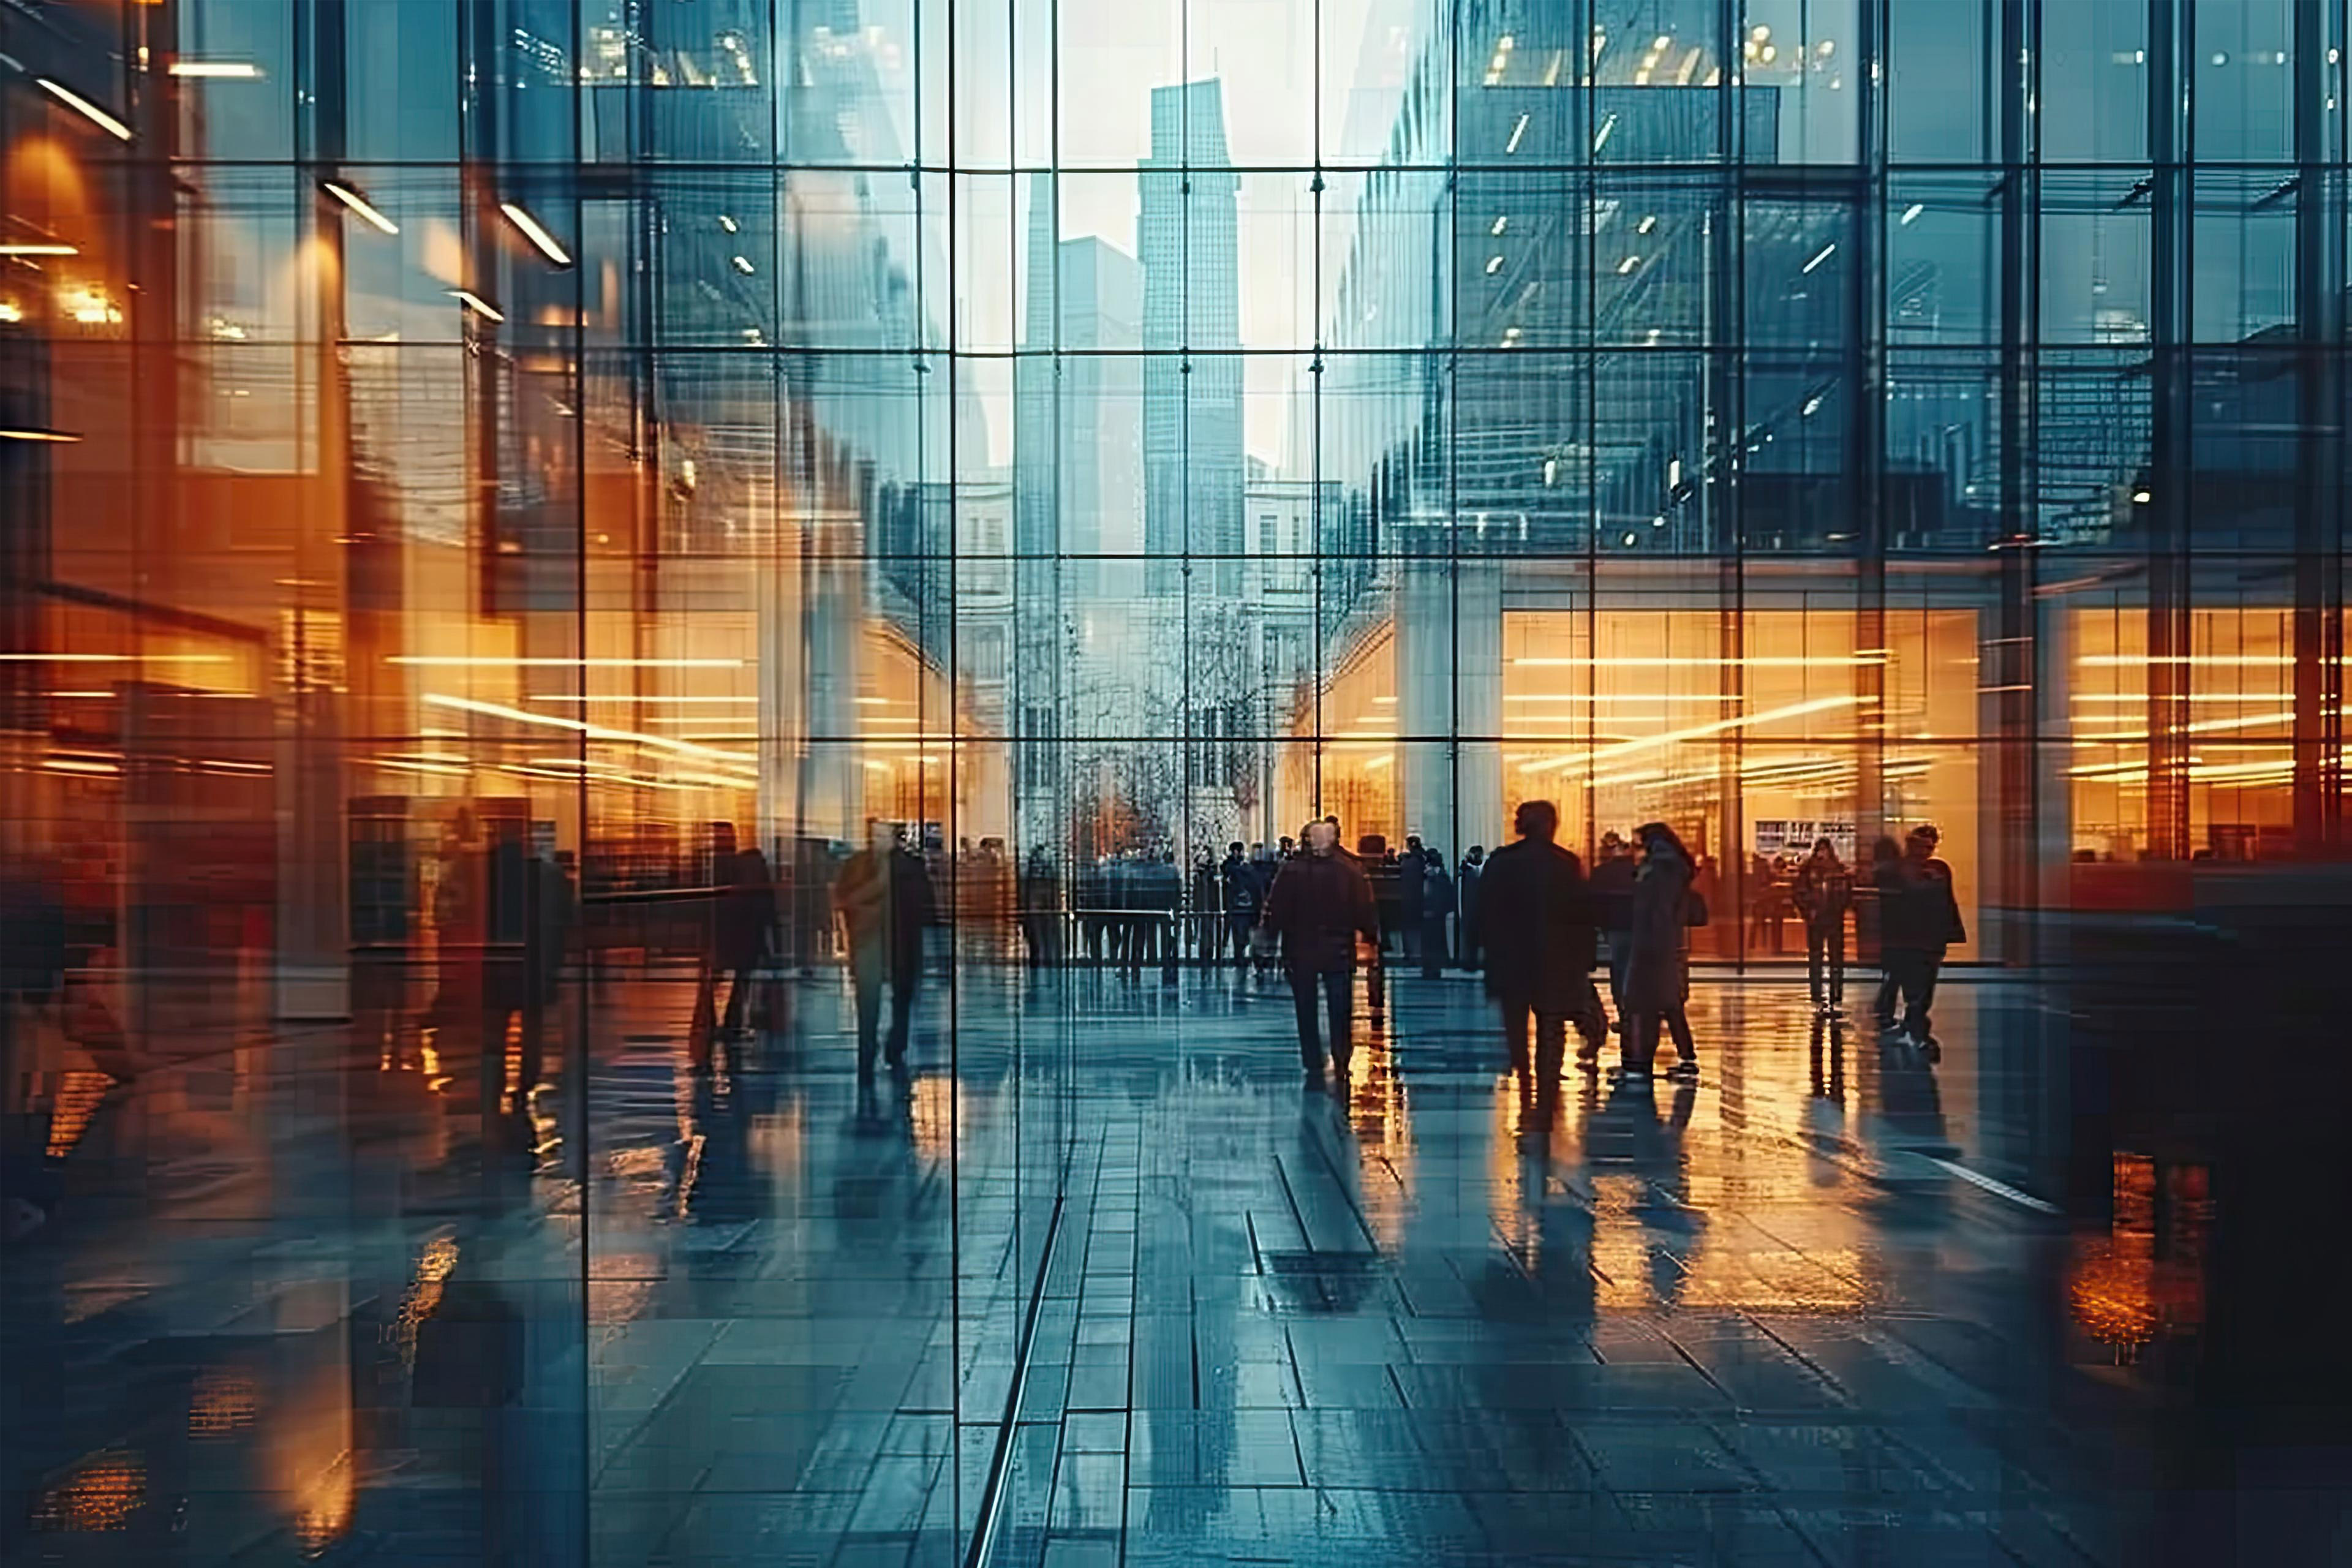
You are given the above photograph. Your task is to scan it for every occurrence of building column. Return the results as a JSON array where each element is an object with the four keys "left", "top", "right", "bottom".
[{"left": 1396, "top": 557, "right": 1503, "bottom": 859}]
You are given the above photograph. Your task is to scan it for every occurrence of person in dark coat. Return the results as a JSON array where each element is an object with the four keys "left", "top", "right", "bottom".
[
  {"left": 1259, "top": 821, "right": 1381, "bottom": 1085},
  {"left": 1478, "top": 801, "right": 1606, "bottom": 1088},
  {"left": 1219, "top": 842, "right": 1260, "bottom": 968},
  {"left": 1455, "top": 846, "right": 1485, "bottom": 972},
  {"left": 1400, "top": 834, "right": 1427, "bottom": 963},
  {"left": 835, "top": 822, "right": 937, "bottom": 1085},
  {"left": 1790, "top": 837, "right": 1853, "bottom": 1016},
  {"left": 1619, "top": 822, "right": 1700, "bottom": 1082},
  {"left": 1417, "top": 849, "right": 1454, "bottom": 978},
  {"left": 713, "top": 842, "right": 775, "bottom": 1041},
  {"left": 1588, "top": 832, "right": 1638, "bottom": 1015},
  {"left": 1877, "top": 824, "right": 1965, "bottom": 1055},
  {"left": 1018, "top": 848, "right": 1062, "bottom": 967},
  {"left": 1191, "top": 852, "right": 1222, "bottom": 963},
  {"left": 1864, "top": 835, "right": 1903, "bottom": 1028}
]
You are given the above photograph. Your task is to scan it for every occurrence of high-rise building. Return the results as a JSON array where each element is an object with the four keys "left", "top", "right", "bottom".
[
  {"left": 1138, "top": 78, "right": 1243, "bottom": 599},
  {"left": 1017, "top": 181, "right": 1144, "bottom": 600}
]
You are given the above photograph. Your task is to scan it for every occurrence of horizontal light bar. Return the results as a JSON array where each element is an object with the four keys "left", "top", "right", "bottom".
[
  {"left": 0, "top": 243, "right": 79, "bottom": 257},
  {"left": 169, "top": 61, "right": 262, "bottom": 78},
  {"left": 39, "top": 78, "right": 132, "bottom": 141},
  {"left": 450, "top": 289, "right": 505, "bottom": 323},
  {"left": 322, "top": 181, "right": 398, "bottom": 235},
  {"left": 1, "top": 428, "right": 80, "bottom": 442},
  {"left": 499, "top": 202, "right": 573, "bottom": 267},
  {"left": 391, "top": 655, "right": 742, "bottom": 668},
  {"left": 1513, "top": 655, "right": 1888, "bottom": 668}
]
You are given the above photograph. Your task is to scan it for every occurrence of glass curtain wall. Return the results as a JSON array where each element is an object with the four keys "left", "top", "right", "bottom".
[{"left": 2, "top": 0, "right": 2350, "bottom": 1561}]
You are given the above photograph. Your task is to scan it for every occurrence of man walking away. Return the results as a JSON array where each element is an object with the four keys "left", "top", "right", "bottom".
[
  {"left": 1220, "top": 842, "right": 1259, "bottom": 969},
  {"left": 1400, "top": 834, "right": 1427, "bottom": 964},
  {"left": 835, "top": 822, "right": 937, "bottom": 1088},
  {"left": 1479, "top": 802, "right": 1605, "bottom": 1091},
  {"left": 1419, "top": 848, "right": 1455, "bottom": 978},
  {"left": 1877, "top": 825, "right": 1964, "bottom": 1058},
  {"left": 1259, "top": 821, "right": 1380, "bottom": 1088},
  {"left": 1457, "top": 846, "right": 1486, "bottom": 972},
  {"left": 1791, "top": 837, "right": 1853, "bottom": 1017},
  {"left": 1589, "top": 832, "right": 1638, "bottom": 1018}
]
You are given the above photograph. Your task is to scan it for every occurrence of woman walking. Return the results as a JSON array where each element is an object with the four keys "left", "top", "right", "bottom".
[
  {"left": 1618, "top": 823, "right": 1702, "bottom": 1084},
  {"left": 1791, "top": 837, "right": 1853, "bottom": 1017}
]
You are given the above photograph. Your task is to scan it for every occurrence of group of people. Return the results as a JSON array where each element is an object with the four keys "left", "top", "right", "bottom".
[{"left": 1252, "top": 806, "right": 1967, "bottom": 1092}]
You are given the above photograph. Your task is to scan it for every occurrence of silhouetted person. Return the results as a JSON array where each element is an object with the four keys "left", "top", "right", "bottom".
[
  {"left": 835, "top": 822, "right": 937, "bottom": 1086},
  {"left": 1620, "top": 822, "right": 1702, "bottom": 1082},
  {"left": 1359, "top": 834, "right": 1400, "bottom": 1022},
  {"left": 1191, "top": 852, "right": 1221, "bottom": 963},
  {"left": 710, "top": 841, "right": 775, "bottom": 1048},
  {"left": 1018, "top": 848, "right": 1061, "bottom": 967},
  {"left": 1456, "top": 846, "right": 1486, "bottom": 972},
  {"left": 1877, "top": 824, "right": 1964, "bottom": 1056},
  {"left": 1791, "top": 837, "right": 1852, "bottom": 1017},
  {"left": 1864, "top": 834, "right": 1902, "bottom": 1028},
  {"left": 1219, "top": 842, "right": 1259, "bottom": 967},
  {"left": 1589, "top": 831, "right": 1637, "bottom": 1017},
  {"left": 1418, "top": 848, "right": 1454, "bottom": 978},
  {"left": 1480, "top": 801, "right": 1606, "bottom": 1090},
  {"left": 1260, "top": 821, "right": 1379, "bottom": 1088},
  {"left": 1400, "top": 833, "right": 1427, "bottom": 963}
]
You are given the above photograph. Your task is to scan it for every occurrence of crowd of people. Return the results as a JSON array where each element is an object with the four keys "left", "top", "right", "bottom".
[{"left": 790, "top": 813, "right": 1967, "bottom": 1095}]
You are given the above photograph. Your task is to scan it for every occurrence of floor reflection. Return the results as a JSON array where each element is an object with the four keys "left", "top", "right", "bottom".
[{"left": 0, "top": 966, "right": 2293, "bottom": 1566}]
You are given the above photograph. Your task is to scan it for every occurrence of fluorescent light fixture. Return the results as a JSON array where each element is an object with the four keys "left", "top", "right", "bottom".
[
  {"left": 1617, "top": 254, "right": 1641, "bottom": 274},
  {"left": 1507, "top": 113, "right": 1529, "bottom": 153},
  {"left": 2131, "top": 488, "right": 2152, "bottom": 503},
  {"left": 168, "top": 61, "right": 262, "bottom": 78},
  {"left": 39, "top": 78, "right": 132, "bottom": 140},
  {"left": 499, "top": 202, "right": 573, "bottom": 266},
  {"left": 1491, "top": 215, "right": 1508, "bottom": 235},
  {"left": 1485, "top": 255, "right": 1504, "bottom": 275},
  {"left": 731, "top": 254, "right": 755, "bottom": 274},
  {"left": 322, "top": 181, "right": 399, "bottom": 235},
  {"left": 717, "top": 214, "right": 739, "bottom": 233},
  {"left": 1636, "top": 214, "right": 1658, "bottom": 235},
  {"left": 1803, "top": 242, "right": 1837, "bottom": 273},
  {"left": 1901, "top": 203, "right": 1925, "bottom": 225},
  {"left": 393, "top": 655, "right": 744, "bottom": 668},
  {"left": 0, "top": 243, "right": 79, "bottom": 257},
  {"left": 0, "top": 428, "right": 81, "bottom": 443},
  {"left": 450, "top": 289, "right": 506, "bottom": 322},
  {"left": 1592, "top": 112, "right": 1618, "bottom": 153}
]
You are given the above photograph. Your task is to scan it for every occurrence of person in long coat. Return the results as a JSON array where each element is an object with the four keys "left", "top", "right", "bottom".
[
  {"left": 1619, "top": 822, "right": 1701, "bottom": 1082},
  {"left": 1477, "top": 801, "right": 1607, "bottom": 1088},
  {"left": 835, "top": 823, "right": 937, "bottom": 1085},
  {"left": 1259, "top": 821, "right": 1381, "bottom": 1085}
]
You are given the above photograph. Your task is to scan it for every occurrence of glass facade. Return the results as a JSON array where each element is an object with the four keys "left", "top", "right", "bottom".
[{"left": 3, "top": 0, "right": 2350, "bottom": 1561}]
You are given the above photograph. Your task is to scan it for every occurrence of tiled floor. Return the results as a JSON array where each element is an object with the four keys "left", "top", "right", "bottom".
[{"left": 0, "top": 962, "right": 2246, "bottom": 1564}]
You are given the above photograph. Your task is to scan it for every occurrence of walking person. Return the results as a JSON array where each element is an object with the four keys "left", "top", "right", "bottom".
[
  {"left": 1791, "top": 837, "right": 1853, "bottom": 1017},
  {"left": 1478, "top": 802, "right": 1607, "bottom": 1091},
  {"left": 1259, "top": 821, "right": 1380, "bottom": 1088},
  {"left": 1618, "top": 823, "right": 1703, "bottom": 1084},
  {"left": 1877, "top": 824, "right": 1964, "bottom": 1058},
  {"left": 1589, "top": 831, "right": 1638, "bottom": 1020},
  {"left": 835, "top": 822, "right": 937, "bottom": 1088},
  {"left": 1191, "top": 851, "right": 1221, "bottom": 964},
  {"left": 1219, "top": 842, "right": 1261, "bottom": 969},
  {"left": 1418, "top": 848, "right": 1455, "bottom": 978},
  {"left": 1399, "top": 834, "right": 1427, "bottom": 965},
  {"left": 1865, "top": 835, "right": 1905, "bottom": 1033},
  {"left": 1018, "top": 848, "right": 1061, "bottom": 968},
  {"left": 1456, "top": 846, "right": 1486, "bottom": 972}
]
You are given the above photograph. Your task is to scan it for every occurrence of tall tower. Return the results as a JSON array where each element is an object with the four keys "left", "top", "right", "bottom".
[{"left": 1139, "top": 79, "right": 1243, "bottom": 599}]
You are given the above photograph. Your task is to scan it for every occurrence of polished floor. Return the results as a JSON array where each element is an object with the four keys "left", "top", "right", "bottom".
[{"left": 0, "top": 959, "right": 2293, "bottom": 1566}]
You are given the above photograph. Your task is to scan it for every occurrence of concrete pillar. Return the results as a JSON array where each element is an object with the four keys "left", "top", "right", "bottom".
[{"left": 1395, "top": 557, "right": 1504, "bottom": 859}]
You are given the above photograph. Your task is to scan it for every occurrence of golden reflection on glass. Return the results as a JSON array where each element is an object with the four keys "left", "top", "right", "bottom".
[
  {"left": 188, "top": 1368, "right": 261, "bottom": 1438},
  {"left": 293, "top": 1450, "right": 356, "bottom": 1559},
  {"left": 2068, "top": 1153, "right": 2208, "bottom": 1363},
  {"left": 30, "top": 1450, "right": 145, "bottom": 1533},
  {"left": 388, "top": 1232, "right": 460, "bottom": 1373}
]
